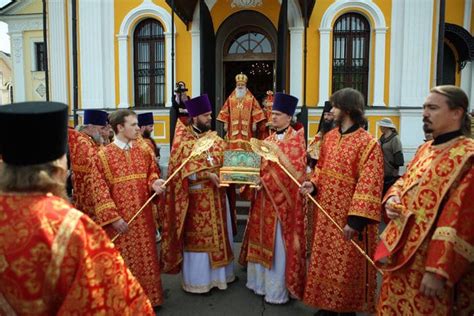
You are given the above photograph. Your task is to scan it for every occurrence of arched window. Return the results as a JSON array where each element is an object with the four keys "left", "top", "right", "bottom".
[
  {"left": 228, "top": 32, "right": 272, "bottom": 55},
  {"left": 332, "top": 13, "right": 370, "bottom": 103},
  {"left": 134, "top": 19, "right": 165, "bottom": 108}
]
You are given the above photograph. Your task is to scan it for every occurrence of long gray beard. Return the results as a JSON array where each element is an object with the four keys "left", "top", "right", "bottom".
[{"left": 235, "top": 87, "right": 247, "bottom": 99}]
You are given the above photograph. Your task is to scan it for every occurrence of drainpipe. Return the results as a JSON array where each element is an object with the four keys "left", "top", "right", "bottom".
[
  {"left": 42, "top": 0, "right": 49, "bottom": 101},
  {"left": 72, "top": 0, "right": 78, "bottom": 126}
]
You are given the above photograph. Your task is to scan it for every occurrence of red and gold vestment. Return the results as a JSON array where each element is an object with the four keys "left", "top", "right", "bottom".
[
  {"left": 239, "top": 127, "right": 307, "bottom": 299},
  {"left": 68, "top": 128, "right": 100, "bottom": 218},
  {"left": 217, "top": 90, "right": 266, "bottom": 150},
  {"left": 0, "top": 193, "right": 153, "bottom": 315},
  {"left": 160, "top": 120, "right": 233, "bottom": 273},
  {"left": 375, "top": 136, "right": 474, "bottom": 315},
  {"left": 304, "top": 127, "right": 384, "bottom": 313},
  {"left": 92, "top": 141, "right": 163, "bottom": 306}
]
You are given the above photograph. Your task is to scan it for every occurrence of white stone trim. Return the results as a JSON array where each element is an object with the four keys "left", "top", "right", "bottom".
[
  {"left": 191, "top": 4, "right": 200, "bottom": 97},
  {"left": 205, "top": 0, "right": 217, "bottom": 11},
  {"left": 117, "top": 0, "right": 176, "bottom": 108},
  {"left": 289, "top": 26, "right": 303, "bottom": 105},
  {"left": 463, "top": 0, "right": 472, "bottom": 31},
  {"left": 9, "top": 32, "right": 25, "bottom": 102},
  {"left": 48, "top": 0, "right": 68, "bottom": 104},
  {"left": 319, "top": 0, "right": 387, "bottom": 107}
]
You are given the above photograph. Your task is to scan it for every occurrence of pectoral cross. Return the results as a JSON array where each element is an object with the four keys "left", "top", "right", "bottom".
[{"left": 206, "top": 153, "right": 214, "bottom": 166}]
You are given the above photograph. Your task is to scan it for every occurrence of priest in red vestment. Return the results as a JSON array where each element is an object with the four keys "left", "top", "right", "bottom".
[
  {"left": 160, "top": 94, "right": 235, "bottom": 293},
  {"left": 300, "top": 88, "right": 384, "bottom": 315},
  {"left": 138, "top": 112, "right": 160, "bottom": 165},
  {"left": 0, "top": 102, "right": 153, "bottom": 315},
  {"left": 239, "top": 92, "right": 307, "bottom": 304},
  {"left": 68, "top": 109, "right": 109, "bottom": 219},
  {"left": 375, "top": 85, "right": 474, "bottom": 316},
  {"left": 217, "top": 73, "right": 266, "bottom": 150},
  {"left": 91, "top": 109, "right": 166, "bottom": 307}
]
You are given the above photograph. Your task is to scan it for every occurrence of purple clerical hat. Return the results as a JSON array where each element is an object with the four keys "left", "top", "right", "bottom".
[
  {"left": 184, "top": 94, "right": 212, "bottom": 117},
  {"left": 84, "top": 109, "right": 108, "bottom": 126},
  {"left": 138, "top": 112, "right": 154, "bottom": 127},
  {"left": 272, "top": 93, "right": 298, "bottom": 116}
]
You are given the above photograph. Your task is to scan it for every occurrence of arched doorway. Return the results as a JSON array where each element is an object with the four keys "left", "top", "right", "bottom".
[{"left": 216, "top": 11, "right": 277, "bottom": 118}]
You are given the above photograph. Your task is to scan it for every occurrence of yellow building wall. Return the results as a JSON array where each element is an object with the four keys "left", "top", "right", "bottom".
[
  {"left": 445, "top": 0, "right": 465, "bottom": 25},
  {"left": 113, "top": 0, "right": 192, "bottom": 110},
  {"left": 306, "top": 0, "right": 391, "bottom": 107},
  {"left": 152, "top": 114, "right": 170, "bottom": 144},
  {"left": 23, "top": 30, "right": 46, "bottom": 102},
  {"left": 15, "top": 0, "right": 42, "bottom": 14}
]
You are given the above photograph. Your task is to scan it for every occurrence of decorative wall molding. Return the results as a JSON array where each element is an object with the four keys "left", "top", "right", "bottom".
[{"left": 231, "top": 0, "right": 263, "bottom": 8}]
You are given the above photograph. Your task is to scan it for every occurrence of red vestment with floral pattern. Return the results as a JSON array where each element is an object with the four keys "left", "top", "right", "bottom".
[
  {"left": 92, "top": 141, "right": 163, "bottom": 306},
  {"left": 160, "top": 120, "right": 234, "bottom": 273},
  {"left": 304, "top": 127, "right": 384, "bottom": 313},
  {"left": 217, "top": 90, "right": 266, "bottom": 150},
  {"left": 68, "top": 128, "right": 100, "bottom": 218},
  {"left": 375, "top": 136, "right": 474, "bottom": 316},
  {"left": 0, "top": 193, "right": 153, "bottom": 315},
  {"left": 239, "top": 127, "right": 307, "bottom": 299}
]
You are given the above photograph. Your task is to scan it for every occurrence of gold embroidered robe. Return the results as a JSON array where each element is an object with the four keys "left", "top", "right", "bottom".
[
  {"left": 92, "top": 141, "right": 163, "bottom": 306},
  {"left": 303, "top": 127, "right": 384, "bottom": 313},
  {"left": 67, "top": 128, "right": 100, "bottom": 218},
  {"left": 217, "top": 90, "right": 266, "bottom": 150},
  {"left": 375, "top": 136, "right": 474, "bottom": 316},
  {"left": 0, "top": 193, "right": 153, "bottom": 315},
  {"left": 239, "top": 127, "right": 307, "bottom": 299},
  {"left": 160, "top": 120, "right": 233, "bottom": 273}
]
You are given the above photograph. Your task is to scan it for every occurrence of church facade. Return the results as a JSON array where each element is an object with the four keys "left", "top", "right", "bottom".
[{"left": 1, "top": 0, "right": 473, "bottom": 164}]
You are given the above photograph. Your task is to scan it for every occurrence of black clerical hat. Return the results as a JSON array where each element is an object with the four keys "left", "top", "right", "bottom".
[
  {"left": 84, "top": 109, "right": 108, "bottom": 126},
  {"left": 0, "top": 102, "right": 68, "bottom": 165},
  {"left": 138, "top": 112, "right": 154, "bottom": 127},
  {"left": 273, "top": 92, "right": 298, "bottom": 116}
]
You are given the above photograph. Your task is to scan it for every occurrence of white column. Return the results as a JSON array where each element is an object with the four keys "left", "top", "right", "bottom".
[
  {"left": 461, "top": 0, "right": 473, "bottom": 108},
  {"left": 318, "top": 28, "right": 331, "bottom": 107},
  {"left": 10, "top": 32, "right": 26, "bottom": 102},
  {"left": 389, "top": 0, "right": 404, "bottom": 107},
  {"left": 117, "top": 35, "right": 129, "bottom": 108},
  {"left": 79, "top": 0, "right": 105, "bottom": 108},
  {"left": 399, "top": 0, "right": 434, "bottom": 106},
  {"left": 373, "top": 28, "right": 387, "bottom": 106},
  {"left": 102, "top": 0, "right": 116, "bottom": 108},
  {"left": 164, "top": 31, "right": 174, "bottom": 107},
  {"left": 289, "top": 26, "right": 303, "bottom": 105},
  {"left": 191, "top": 4, "right": 200, "bottom": 97},
  {"left": 48, "top": 0, "right": 68, "bottom": 104},
  {"left": 191, "top": 29, "right": 201, "bottom": 97}
]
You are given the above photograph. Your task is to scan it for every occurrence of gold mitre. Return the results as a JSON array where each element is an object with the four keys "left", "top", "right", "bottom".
[{"left": 235, "top": 73, "right": 248, "bottom": 84}]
